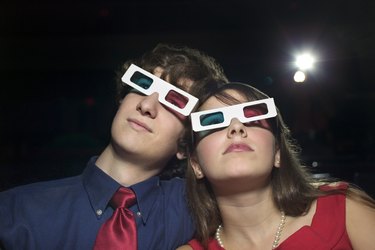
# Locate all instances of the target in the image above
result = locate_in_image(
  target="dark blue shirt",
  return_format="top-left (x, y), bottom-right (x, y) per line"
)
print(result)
top-left (0, 157), bottom-right (194, 250)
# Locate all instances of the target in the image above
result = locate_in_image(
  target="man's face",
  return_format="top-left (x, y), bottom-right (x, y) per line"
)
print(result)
top-left (110, 67), bottom-right (191, 170)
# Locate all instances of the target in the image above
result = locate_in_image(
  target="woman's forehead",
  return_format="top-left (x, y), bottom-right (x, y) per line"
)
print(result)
top-left (200, 89), bottom-right (248, 110)
top-left (221, 89), bottom-right (248, 100)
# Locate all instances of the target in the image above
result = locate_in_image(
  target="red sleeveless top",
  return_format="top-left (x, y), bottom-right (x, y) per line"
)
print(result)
top-left (188, 183), bottom-right (353, 250)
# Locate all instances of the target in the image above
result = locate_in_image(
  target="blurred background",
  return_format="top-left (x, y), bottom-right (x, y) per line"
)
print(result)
top-left (1, 0), bottom-right (374, 196)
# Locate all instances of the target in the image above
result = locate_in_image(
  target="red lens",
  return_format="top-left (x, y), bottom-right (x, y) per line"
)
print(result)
top-left (243, 103), bottom-right (267, 118)
top-left (165, 90), bottom-right (188, 108)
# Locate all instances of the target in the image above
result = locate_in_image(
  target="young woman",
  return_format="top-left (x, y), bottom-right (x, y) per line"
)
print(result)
top-left (178, 82), bottom-right (375, 250)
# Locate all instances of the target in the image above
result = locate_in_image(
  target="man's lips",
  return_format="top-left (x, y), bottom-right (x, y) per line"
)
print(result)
top-left (128, 118), bottom-right (153, 132)
top-left (223, 143), bottom-right (253, 154)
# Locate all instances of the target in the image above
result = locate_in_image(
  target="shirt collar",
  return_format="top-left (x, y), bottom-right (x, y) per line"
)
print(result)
top-left (82, 156), bottom-right (120, 218)
top-left (82, 156), bottom-right (162, 224)
top-left (130, 175), bottom-right (160, 224)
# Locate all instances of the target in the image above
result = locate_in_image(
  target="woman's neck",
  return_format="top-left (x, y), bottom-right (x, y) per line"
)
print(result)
top-left (217, 185), bottom-right (277, 225)
top-left (215, 185), bottom-right (284, 249)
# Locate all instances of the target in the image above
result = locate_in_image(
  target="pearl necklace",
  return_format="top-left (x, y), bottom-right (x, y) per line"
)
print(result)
top-left (215, 211), bottom-right (286, 249)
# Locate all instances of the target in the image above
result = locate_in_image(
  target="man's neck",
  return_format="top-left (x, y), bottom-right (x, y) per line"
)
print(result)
top-left (95, 145), bottom-right (160, 186)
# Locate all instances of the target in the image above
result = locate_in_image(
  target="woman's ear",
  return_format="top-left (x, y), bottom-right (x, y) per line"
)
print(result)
top-left (274, 149), bottom-right (281, 168)
top-left (189, 155), bottom-right (205, 179)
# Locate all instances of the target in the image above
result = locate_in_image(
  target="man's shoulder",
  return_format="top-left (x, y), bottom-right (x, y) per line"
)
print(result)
top-left (0, 175), bottom-right (83, 203)
top-left (159, 177), bottom-right (186, 188)
top-left (158, 177), bottom-right (187, 198)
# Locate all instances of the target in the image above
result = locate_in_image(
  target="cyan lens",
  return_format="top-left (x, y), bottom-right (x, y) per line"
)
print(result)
top-left (130, 71), bottom-right (153, 89)
top-left (200, 112), bottom-right (224, 126)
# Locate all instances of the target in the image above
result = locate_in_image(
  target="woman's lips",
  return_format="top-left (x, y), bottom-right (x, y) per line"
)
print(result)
top-left (223, 143), bottom-right (253, 154)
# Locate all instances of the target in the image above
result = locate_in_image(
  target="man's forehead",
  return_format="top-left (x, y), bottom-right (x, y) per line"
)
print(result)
top-left (152, 66), bottom-right (193, 92)
top-left (152, 67), bottom-right (164, 78)
top-left (177, 78), bottom-right (194, 92)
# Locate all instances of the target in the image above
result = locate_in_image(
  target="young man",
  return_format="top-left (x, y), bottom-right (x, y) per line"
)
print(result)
top-left (0, 44), bottom-right (228, 250)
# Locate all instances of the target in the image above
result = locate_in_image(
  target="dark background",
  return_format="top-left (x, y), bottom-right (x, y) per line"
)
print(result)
top-left (1, 0), bottom-right (374, 196)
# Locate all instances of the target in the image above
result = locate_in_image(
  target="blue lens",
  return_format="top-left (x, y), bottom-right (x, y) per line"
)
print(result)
top-left (130, 71), bottom-right (153, 89)
top-left (200, 112), bottom-right (224, 126)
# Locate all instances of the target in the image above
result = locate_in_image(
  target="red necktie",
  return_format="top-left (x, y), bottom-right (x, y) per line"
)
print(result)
top-left (94, 187), bottom-right (138, 250)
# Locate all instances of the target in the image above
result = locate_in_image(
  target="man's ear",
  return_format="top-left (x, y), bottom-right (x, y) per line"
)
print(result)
top-left (189, 156), bottom-right (205, 179)
top-left (274, 149), bottom-right (281, 168)
top-left (176, 151), bottom-right (187, 160)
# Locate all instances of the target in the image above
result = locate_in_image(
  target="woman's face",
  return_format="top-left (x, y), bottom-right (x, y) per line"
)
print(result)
top-left (190, 89), bottom-right (280, 188)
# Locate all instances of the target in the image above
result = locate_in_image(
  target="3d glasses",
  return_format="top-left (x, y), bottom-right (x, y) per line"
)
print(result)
top-left (121, 64), bottom-right (199, 116)
top-left (191, 98), bottom-right (277, 132)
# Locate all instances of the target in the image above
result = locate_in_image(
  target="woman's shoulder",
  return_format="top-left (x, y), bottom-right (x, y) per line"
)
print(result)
top-left (176, 245), bottom-right (193, 250)
top-left (317, 181), bottom-right (349, 192)
top-left (314, 180), bottom-right (375, 249)
top-left (345, 190), bottom-right (375, 249)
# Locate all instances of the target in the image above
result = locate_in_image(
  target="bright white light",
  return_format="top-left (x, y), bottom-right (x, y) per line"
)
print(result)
top-left (296, 53), bottom-right (315, 70)
top-left (294, 70), bottom-right (306, 83)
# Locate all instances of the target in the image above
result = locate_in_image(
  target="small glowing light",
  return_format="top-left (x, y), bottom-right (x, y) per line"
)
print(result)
top-left (312, 161), bottom-right (319, 167)
top-left (293, 70), bottom-right (306, 83)
top-left (296, 53), bottom-right (315, 70)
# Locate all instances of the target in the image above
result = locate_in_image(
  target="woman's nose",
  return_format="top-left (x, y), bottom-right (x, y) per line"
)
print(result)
top-left (227, 118), bottom-right (247, 138)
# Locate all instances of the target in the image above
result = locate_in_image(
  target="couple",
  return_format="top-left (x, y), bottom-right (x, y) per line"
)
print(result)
top-left (1, 44), bottom-right (374, 250)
